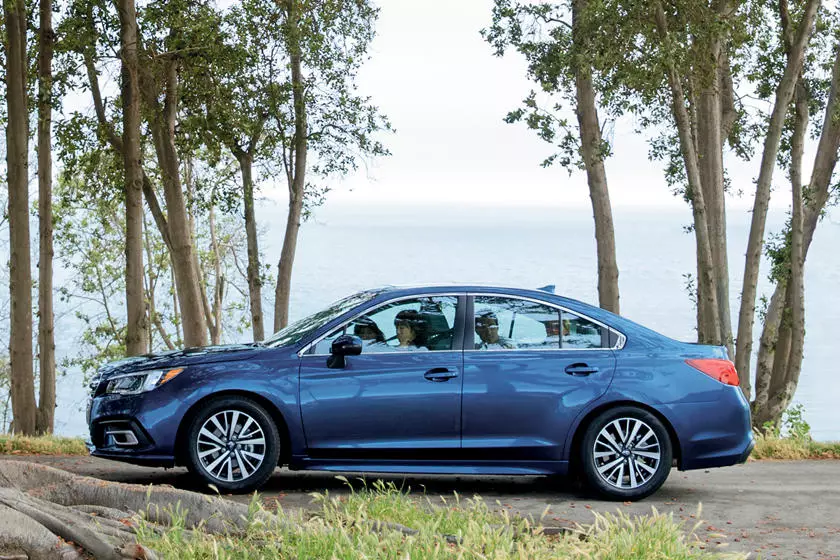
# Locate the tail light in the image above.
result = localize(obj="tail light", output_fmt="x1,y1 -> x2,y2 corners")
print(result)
686,358 -> 739,386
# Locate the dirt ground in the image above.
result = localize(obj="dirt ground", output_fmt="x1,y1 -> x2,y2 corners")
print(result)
5,455 -> 838,559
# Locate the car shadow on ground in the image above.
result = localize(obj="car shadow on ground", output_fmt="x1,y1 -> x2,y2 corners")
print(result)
141,467 -> 710,507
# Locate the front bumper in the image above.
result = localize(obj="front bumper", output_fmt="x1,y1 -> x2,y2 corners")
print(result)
87,388 -> 185,467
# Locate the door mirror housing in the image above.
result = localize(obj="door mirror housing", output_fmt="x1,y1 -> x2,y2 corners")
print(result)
327,334 -> 362,368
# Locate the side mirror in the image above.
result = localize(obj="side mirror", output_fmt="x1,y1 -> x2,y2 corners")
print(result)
327,334 -> 362,369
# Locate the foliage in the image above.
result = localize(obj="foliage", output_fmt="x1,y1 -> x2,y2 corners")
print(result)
135,479 -> 741,559
751,404 -> 840,459
53,158 -> 255,382
483,1 -> 589,172
0,434 -> 89,455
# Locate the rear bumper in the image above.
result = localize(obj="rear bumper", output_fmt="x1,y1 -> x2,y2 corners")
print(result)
656,386 -> 755,471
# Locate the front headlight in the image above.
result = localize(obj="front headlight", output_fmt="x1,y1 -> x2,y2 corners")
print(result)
105,368 -> 183,395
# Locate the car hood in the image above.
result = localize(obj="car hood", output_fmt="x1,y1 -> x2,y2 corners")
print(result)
95,343 -> 265,380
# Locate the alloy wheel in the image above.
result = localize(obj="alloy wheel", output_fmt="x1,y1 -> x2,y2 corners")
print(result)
592,417 -> 661,490
196,409 -> 266,482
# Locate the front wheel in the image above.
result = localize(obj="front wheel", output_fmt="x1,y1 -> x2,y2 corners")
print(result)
185,396 -> 280,493
580,407 -> 673,501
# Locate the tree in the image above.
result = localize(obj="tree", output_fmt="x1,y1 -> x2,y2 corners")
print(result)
751,20 -> 840,427
734,0 -> 820,396
116,0 -> 148,356
484,0 -> 621,314
180,1 -> 274,342
267,0 -> 391,331
4,0 -> 37,435
36,0 -> 57,433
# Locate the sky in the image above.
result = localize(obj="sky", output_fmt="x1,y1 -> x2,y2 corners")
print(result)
252,0 -> 807,212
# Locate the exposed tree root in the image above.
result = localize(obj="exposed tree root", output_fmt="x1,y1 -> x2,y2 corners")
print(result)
0,460 -> 256,559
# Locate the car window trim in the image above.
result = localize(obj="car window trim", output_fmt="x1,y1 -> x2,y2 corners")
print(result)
298,292 -> 466,357
466,292 -> 626,352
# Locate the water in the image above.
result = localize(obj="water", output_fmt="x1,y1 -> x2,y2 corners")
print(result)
51,202 -> 840,441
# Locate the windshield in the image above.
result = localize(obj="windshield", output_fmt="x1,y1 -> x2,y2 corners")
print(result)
264,290 -> 381,348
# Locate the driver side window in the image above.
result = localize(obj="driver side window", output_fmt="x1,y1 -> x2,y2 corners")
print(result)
313,296 -> 457,354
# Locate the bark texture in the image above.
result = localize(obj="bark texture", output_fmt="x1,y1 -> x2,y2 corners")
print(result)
572,0 -> 620,315
117,0 -> 148,357
36,0 -> 56,434
141,59 -> 209,347
654,1 -> 721,345
274,0 -> 307,332
734,0 -> 819,398
4,0 -> 37,435
0,460 -> 263,559
752,43 -> 840,426
238,153 -> 265,341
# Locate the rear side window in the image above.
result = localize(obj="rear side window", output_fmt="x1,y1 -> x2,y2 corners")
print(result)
473,296 -> 561,350
473,296 -> 611,350
561,310 -> 606,349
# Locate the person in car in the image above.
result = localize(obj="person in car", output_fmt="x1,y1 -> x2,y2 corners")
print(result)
394,310 -> 429,351
353,316 -> 386,346
475,311 -> 516,350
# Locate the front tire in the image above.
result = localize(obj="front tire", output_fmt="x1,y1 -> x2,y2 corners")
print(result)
185,396 -> 280,493
580,406 -> 673,501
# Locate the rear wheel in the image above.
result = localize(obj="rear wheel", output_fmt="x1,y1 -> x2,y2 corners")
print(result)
580,406 -> 672,501
185,396 -> 280,493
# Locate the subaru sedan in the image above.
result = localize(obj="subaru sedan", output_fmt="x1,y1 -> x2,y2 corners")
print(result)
87,285 -> 754,500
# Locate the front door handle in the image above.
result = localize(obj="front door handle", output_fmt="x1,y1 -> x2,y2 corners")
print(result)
565,363 -> 599,376
424,368 -> 458,382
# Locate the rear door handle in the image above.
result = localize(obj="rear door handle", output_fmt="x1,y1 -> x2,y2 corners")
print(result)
424,368 -> 459,382
565,363 -> 599,376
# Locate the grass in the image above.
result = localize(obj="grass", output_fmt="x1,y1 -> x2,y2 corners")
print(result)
751,432 -> 840,460
0,434 -> 89,455
134,478 -> 744,559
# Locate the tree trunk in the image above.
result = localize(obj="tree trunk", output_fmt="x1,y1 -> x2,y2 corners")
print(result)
696,62 -> 732,353
117,0 -> 148,357
5,0 -> 37,435
274,0 -> 307,332
36,0 -> 56,434
209,204 -> 224,345
572,0 -> 619,315
734,0 -> 819,396
239,154 -> 265,340
274,196 -> 304,331
144,60 -> 208,348
752,43 -> 840,425
654,2 -> 721,345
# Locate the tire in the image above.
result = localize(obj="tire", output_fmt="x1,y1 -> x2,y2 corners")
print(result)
579,406 -> 673,501
185,396 -> 280,493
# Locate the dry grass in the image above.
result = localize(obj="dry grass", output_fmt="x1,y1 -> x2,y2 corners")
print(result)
0,434 -> 89,455
751,433 -> 840,460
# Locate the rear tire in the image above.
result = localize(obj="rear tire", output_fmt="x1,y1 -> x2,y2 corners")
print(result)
580,406 -> 672,501
185,396 -> 280,493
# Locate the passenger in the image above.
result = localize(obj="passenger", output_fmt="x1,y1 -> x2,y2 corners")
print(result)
393,309 -> 429,351
353,316 -> 386,347
475,311 -> 516,350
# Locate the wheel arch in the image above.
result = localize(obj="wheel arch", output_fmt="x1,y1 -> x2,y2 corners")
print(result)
566,400 -> 682,474
174,390 -> 292,467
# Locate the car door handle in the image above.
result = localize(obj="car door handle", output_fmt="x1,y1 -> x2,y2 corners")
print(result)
565,363 -> 599,376
424,368 -> 459,382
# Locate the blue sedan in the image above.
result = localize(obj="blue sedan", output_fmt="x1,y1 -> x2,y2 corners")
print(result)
87,285 -> 754,500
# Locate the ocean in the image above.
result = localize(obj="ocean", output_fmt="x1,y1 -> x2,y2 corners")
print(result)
50,202 -> 840,441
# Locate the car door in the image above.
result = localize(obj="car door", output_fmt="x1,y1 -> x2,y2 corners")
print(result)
462,294 -> 617,461
299,294 -> 465,457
